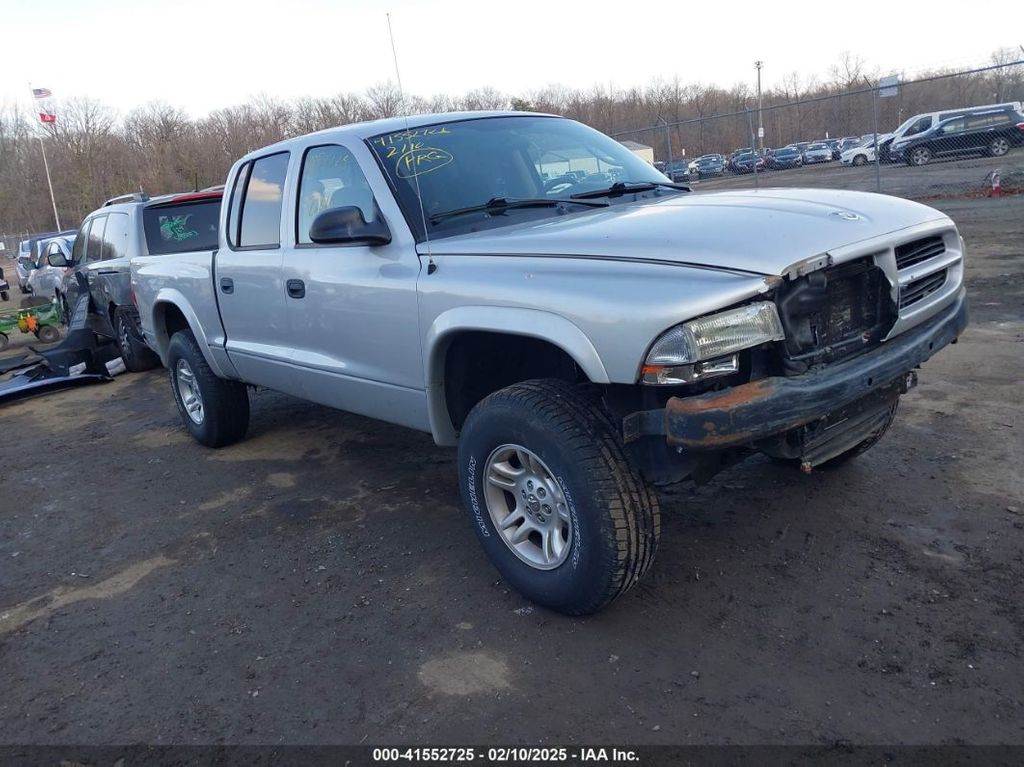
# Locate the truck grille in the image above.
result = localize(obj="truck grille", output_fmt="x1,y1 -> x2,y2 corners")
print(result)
895,235 -> 945,270
900,270 -> 947,309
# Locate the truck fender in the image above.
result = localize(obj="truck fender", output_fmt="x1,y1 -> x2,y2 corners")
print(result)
149,288 -> 237,380
423,306 -> 610,445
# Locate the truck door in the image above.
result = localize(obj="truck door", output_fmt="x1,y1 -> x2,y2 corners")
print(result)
214,152 -> 293,387
278,142 -> 426,430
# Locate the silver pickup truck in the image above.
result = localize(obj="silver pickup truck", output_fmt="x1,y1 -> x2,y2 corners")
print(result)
132,111 -> 968,615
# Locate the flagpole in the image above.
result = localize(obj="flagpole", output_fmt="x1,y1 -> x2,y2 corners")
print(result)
39,136 -> 61,230
29,82 -> 61,230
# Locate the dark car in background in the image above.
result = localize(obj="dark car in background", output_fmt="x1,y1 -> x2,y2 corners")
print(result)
693,154 -> 727,177
57,189 -> 222,370
889,107 -> 1024,166
664,159 -> 691,182
730,149 -> 765,174
766,145 -> 803,169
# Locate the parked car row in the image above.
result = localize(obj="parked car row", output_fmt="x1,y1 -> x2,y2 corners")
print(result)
668,99 -> 1024,179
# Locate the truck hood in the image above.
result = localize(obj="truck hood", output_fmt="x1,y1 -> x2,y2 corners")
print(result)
422,188 -> 951,276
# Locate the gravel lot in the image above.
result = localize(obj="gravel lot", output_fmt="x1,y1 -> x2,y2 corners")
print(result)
1,195 -> 1021,747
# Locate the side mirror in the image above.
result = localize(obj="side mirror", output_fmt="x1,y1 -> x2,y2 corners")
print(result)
48,252 -> 72,268
309,206 -> 391,246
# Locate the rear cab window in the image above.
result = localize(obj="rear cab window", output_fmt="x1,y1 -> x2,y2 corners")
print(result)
233,152 -> 290,249
143,196 -> 222,255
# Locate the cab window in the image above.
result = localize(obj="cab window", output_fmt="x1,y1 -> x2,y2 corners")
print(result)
904,117 -> 932,137
296,145 -> 377,244
237,152 -> 290,248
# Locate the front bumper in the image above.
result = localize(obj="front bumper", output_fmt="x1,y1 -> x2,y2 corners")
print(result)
624,290 -> 968,450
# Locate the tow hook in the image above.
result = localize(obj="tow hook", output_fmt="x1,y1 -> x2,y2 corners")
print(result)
901,370 -> 918,393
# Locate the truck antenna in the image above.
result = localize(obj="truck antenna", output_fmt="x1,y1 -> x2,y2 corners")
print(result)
387,12 -> 436,274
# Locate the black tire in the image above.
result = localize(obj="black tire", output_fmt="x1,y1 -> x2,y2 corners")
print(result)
114,306 -> 159,372
988,137 -> 1010,157
458,379 -> 660,615
0,333 -> 8,351
0,290 -> 8,302
167,329 -> 249,448
36,324 -> 60,344
852,154 -> 868,167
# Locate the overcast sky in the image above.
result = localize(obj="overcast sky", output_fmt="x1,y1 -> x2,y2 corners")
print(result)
1,0 -> 1019,118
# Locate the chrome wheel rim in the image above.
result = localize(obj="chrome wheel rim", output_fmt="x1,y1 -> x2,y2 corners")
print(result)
118,317 -> 132,359
912,149 -> 929,165
175,359 -> 204,425
992,139 -> 1009,155
483,444 -> 572,570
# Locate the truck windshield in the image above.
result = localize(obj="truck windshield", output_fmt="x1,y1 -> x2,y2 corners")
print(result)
143,199 -> 221,255
368,115 -> 670,238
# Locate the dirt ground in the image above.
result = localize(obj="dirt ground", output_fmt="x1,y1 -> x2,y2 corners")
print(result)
0,196 -> 1022,747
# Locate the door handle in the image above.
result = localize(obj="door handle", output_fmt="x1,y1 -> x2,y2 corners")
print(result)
286,279 -> 306,299
220,277 -> 234,294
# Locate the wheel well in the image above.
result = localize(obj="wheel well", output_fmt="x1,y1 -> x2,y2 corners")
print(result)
443,332 -> 588,431
158,303 -> 191,351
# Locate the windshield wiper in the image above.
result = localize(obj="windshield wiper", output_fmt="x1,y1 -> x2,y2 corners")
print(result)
429,196 -> 608,225
570,181 -> 690,200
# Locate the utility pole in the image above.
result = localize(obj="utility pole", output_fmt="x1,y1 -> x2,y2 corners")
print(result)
754,60 -> 764,151
656,116 -> 672,170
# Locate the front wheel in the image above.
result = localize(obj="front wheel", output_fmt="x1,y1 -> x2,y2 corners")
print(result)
458,379 -> 660,615
167,329 -> 249,447
0,290 -> 8,302
852,154 -> 868,167
988,137 -> 1010,157
909,147 -> 931,166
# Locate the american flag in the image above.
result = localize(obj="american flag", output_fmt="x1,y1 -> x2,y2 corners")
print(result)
32,87 -> 52,99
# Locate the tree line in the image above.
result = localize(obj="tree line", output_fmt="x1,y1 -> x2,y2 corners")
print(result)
1,48 -> 1020,237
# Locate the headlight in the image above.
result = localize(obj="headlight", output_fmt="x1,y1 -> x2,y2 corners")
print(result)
641,302 -> 785,385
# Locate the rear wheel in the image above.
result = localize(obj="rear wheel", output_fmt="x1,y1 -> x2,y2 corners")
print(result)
0,290 -> 8,302
458,379 -> 660,615
988,137 -> 1010,157
167,329 -> 249,447
114,306 -> 159,372
909,147 -> 932,166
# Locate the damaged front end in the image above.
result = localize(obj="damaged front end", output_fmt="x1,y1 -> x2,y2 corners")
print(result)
620,225 -> 968,483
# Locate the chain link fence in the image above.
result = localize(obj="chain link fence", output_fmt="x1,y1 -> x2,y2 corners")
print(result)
616,60 -> 1024,202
